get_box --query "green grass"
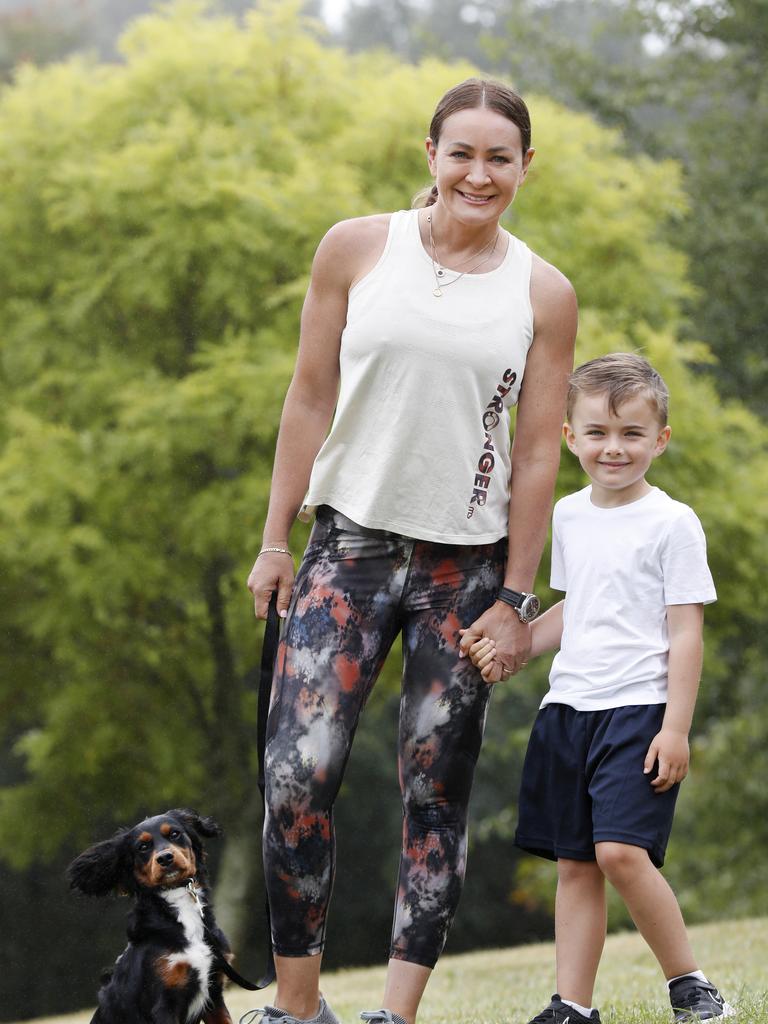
[17,918,768,1024]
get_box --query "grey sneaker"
[669,977,735,1021]
[360,1010,409,1024]
[241,998,340,1024]
[527,994,602,1024]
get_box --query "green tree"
[0,0,368,953]
[0,4,766,1013]
[634,0,768,413]
[341,1,659,137]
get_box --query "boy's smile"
[564,392,671,507]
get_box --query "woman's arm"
[459,255,577,681]
[247,216,390,619]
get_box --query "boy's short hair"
[566,352,669,426]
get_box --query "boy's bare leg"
[273,953,322,1019]
[381,959,431,1024]
[595,842,698,979]
[555,858,607,1006]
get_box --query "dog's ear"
[67,833,131,897]
[167,808,223,839]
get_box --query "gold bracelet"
[258,546,292,557]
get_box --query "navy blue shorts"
[514,703,679,868]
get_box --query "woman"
[246,77,577,1024]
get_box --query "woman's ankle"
[272,995,321,1020]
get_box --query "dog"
[68,808,234,1024]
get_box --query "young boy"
[469,354,732,1023]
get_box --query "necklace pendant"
[433,287,443,297]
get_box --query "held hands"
[458,602,532,683]
[464,635,501,683]
[246,550,294,620]
[644,728,690,793]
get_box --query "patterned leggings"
[263,507,506,968]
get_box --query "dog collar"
[186,879,205,919]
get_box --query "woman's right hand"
[247,551,295,620]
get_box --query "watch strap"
[498,586,526,609]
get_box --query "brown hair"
[567,353,670,426]
[413,77,532,209]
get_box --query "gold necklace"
[427,213,499,297]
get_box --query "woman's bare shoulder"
[314,214,394,288]
[526,251,578,355]
[317,214,391,257]
[529,251,576,308]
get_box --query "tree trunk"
[213,787,269,959]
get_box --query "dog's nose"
[156,851,175,867]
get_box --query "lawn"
[15,917,767,1024]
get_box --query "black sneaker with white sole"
[669,976,735,1022]
[527,994,602,1024]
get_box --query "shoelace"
[360,1011,407,1024]
[672,982,722,1011]
[240,1009,304,1024]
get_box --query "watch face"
[520,595,540,622]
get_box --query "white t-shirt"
[542,485,717,711]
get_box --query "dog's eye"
[169,829,181,840]
[136,840,151,852]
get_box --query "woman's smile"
[456,189,496,204]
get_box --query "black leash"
[252,592,280,989]
[187,878,272,992]
[214,936,269,992]
[193,594,280,991]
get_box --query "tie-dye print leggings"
[263,507,506,968]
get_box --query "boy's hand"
[467,636,499,682]
[644,729,690,793]
[459,604,532,682]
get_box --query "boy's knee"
[595,841,649,881]
[557,857,602,886]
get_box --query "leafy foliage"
[646,0,768,413]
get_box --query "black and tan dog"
[68,808,233,1024]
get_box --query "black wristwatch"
[497,587,540,623]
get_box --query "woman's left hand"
[459,602,531,682]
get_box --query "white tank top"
[300,208,534,544]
